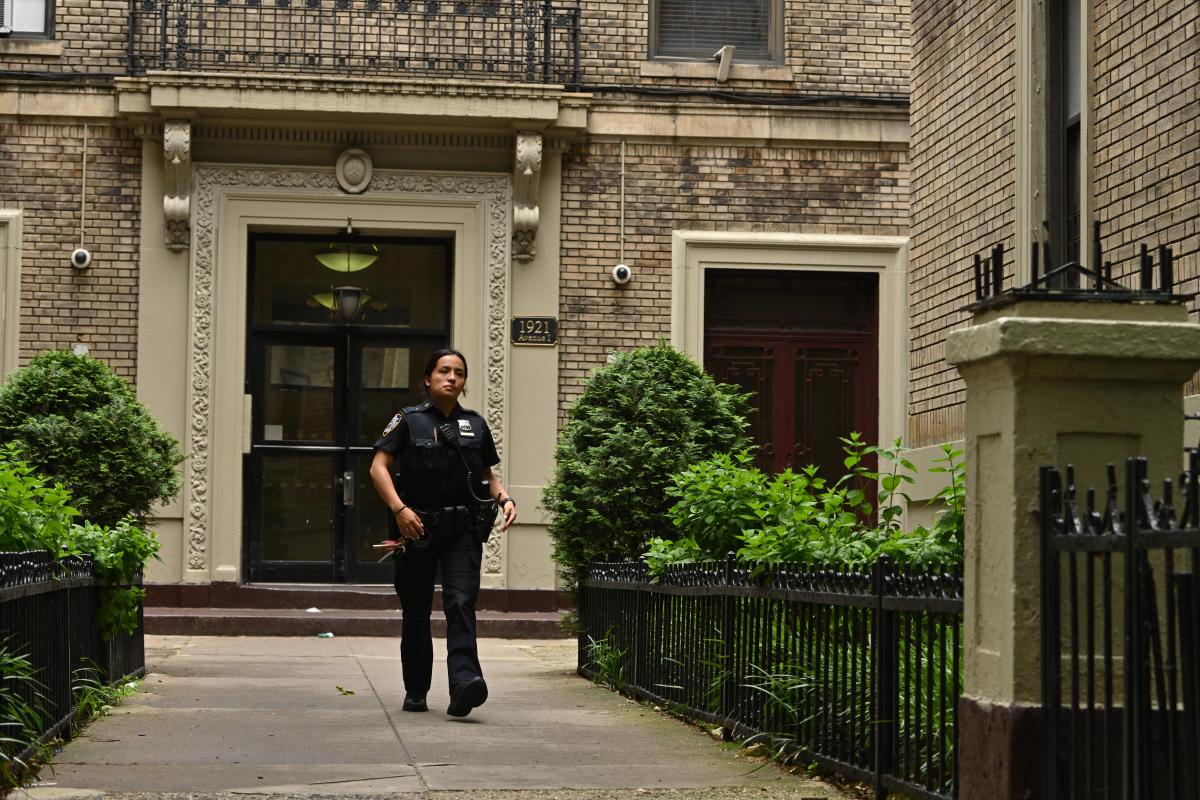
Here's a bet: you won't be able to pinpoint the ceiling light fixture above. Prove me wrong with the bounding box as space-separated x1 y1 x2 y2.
309 218 382 322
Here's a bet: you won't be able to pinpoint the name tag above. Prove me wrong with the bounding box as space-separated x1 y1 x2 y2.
458 419 475 438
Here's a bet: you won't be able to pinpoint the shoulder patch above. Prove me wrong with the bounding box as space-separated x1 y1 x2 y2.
382 413 404 436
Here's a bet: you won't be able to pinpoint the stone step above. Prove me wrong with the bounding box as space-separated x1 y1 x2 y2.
146 583 569 613
145 606 568 638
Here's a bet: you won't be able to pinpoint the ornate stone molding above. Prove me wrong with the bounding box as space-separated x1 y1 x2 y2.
189 165 510 575
335 148 373 194
163 120 191 251
511 132 542 263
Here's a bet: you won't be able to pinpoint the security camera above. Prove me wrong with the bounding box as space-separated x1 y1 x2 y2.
70 249 92 270
611 264 632 285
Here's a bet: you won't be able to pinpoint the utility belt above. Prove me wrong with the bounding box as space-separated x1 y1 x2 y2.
407 501 498 547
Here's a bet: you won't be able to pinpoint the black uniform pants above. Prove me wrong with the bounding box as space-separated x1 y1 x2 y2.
392 529 483 694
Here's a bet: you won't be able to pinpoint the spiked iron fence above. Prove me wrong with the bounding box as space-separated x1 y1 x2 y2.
0 551 145 758
1041 454 1200 799
128 0 582 85
578 556 963 800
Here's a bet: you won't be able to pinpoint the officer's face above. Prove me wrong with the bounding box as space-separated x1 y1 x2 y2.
426 355 467 403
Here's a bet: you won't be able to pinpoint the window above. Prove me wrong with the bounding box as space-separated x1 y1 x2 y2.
1 0 51 35
1046 0 1084 265
652 0 778 62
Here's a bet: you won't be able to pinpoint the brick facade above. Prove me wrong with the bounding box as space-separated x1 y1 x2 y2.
1092 0 1199 388
0 121 141 381
0 1 127 74
558 139 909 416
908 0 1198 446
579 0 910 95
907 0 1016 448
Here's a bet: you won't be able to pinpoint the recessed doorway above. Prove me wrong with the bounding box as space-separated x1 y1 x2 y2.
703 269 879 479
244 232 452 583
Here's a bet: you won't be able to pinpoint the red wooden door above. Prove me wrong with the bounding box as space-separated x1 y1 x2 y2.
703 270 878 480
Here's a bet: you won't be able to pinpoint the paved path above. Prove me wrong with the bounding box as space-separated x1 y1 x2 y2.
29 635 851 800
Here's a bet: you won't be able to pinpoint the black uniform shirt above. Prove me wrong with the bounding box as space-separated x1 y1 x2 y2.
373 402 499 510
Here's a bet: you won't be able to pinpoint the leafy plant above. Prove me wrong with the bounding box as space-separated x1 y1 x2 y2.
0 642 48 791
647 436 965 573
0 445 78 555
643 535 705 575
0 351 183 527
71 518 160 638
584 629 627 691
544 342 749 589
71 663 137 729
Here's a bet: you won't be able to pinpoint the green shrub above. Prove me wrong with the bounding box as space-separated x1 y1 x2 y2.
0 447 159 639
72 519 160 637
0 444 77 554
544 343 750 589
0 351 183 527
647 437 965 573
0 641 48 790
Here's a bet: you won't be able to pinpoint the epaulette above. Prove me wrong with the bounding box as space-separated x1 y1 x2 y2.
403 401 433 414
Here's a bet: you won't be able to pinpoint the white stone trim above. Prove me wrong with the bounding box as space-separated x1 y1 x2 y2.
188 165 510 579
0 209 22 379
670 230 910 451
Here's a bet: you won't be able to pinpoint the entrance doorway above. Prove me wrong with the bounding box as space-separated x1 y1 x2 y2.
244 232 452 583
703 270 878 479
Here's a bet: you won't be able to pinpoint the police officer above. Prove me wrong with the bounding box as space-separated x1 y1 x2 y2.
369 348 517 718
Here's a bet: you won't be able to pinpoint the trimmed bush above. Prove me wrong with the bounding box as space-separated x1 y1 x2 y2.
0 351 183 527
544 343 750 589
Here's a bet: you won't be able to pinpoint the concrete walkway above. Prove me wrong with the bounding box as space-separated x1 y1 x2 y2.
29 635 851 800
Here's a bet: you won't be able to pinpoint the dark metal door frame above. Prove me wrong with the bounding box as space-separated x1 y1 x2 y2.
242 231 453 584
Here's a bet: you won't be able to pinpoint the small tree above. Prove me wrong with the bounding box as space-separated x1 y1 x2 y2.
544 342 750 590
0 351 183 527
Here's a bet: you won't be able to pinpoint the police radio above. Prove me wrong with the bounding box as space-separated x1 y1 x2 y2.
436 421 499 539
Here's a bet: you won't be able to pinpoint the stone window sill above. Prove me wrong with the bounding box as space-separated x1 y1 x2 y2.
640 60 793 82
0 38 63 57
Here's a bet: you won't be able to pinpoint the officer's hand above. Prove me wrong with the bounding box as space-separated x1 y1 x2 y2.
499 500 517 532
394 507 424 540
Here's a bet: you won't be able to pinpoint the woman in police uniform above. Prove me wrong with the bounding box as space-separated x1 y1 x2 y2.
368 348 517 718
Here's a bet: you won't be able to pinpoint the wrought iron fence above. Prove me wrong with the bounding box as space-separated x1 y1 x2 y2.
128 0 581 85
1041 454 1200 799
0 551 145 762
578 556 963 800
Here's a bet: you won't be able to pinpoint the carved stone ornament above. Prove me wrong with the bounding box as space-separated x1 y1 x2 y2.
335 148 373 194
511 132 542 263
190 165 511 575
163 121 192 252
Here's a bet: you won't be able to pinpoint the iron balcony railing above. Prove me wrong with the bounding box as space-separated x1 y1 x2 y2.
578 556 963 800
128 0 581 86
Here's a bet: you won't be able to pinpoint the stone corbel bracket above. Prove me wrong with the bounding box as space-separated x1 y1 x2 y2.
511 131 542 263
163 120 192 252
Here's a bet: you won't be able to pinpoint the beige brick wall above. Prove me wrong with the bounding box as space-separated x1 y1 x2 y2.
0 122 141 381
558 139 909 417
1092 0 1199 392
580 0 910 95
0 0 128 74
907 0 1016 447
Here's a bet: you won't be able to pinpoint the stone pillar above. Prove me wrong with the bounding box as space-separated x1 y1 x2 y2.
946 298 1200 800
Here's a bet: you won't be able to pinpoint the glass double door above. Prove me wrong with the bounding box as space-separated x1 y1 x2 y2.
246 336 442 582
244 231 452 583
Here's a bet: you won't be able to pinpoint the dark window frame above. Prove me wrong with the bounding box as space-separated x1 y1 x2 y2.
1045 0 1083 266
1 0 55 38
649 0 783 64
